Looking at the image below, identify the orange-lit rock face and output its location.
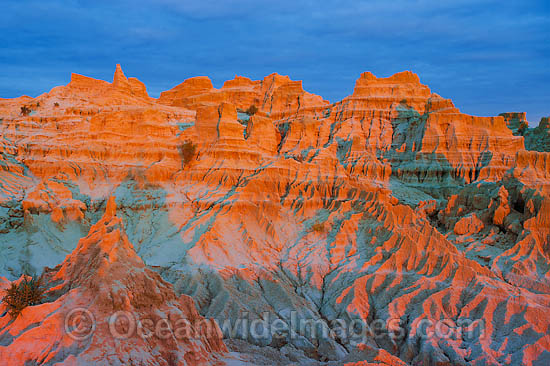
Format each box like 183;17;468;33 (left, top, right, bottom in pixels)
158;72;329;119
0;197;226;366
0;66;549;365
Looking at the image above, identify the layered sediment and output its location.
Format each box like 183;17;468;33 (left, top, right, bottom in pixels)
0;66;549;365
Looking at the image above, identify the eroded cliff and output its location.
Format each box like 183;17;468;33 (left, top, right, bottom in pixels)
0;66;549;365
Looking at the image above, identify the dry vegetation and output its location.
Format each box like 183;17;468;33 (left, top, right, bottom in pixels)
179;140;197;166
2;275;45;318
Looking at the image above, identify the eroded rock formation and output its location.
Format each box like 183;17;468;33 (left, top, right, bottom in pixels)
0;197;226;365
0;65;549;365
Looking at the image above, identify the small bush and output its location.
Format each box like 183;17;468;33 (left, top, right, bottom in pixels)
2;275;45;318
20;106;31;116
310;221;325;233
178;140;197;166
54;102;60;108
246;105;258;115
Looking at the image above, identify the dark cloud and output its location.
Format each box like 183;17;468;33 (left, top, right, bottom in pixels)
1;0;548;124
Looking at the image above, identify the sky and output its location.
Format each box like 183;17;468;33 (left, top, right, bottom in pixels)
1;0;549;125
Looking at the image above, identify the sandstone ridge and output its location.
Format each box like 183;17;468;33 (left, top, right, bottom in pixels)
0;66;549;365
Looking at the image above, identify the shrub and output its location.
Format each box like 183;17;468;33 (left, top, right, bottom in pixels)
310;221;325;233
178;140;197;166
2;275;45;318
54;102;60;108
20;106;31;116
246;105;258;115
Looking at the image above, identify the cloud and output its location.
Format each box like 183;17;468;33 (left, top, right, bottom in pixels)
0;0;548;123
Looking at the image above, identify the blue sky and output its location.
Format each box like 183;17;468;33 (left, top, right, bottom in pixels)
2;0;549;124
